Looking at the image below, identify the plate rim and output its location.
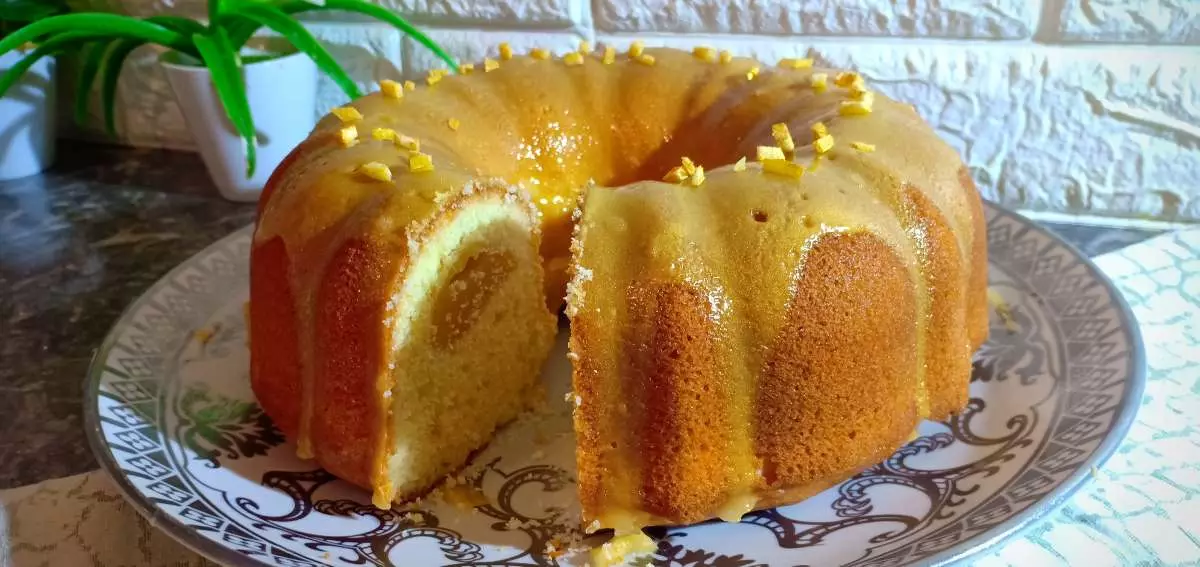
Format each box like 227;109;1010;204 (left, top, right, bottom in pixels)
81;200;1147;567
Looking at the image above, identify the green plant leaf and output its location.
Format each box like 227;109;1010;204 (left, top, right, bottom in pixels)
224;0;457;72
98;37;142;136
74;39;112;126
221;2;359;99
0;13;193;59
0;30;101;99
143;15;207;36
192;27;257;178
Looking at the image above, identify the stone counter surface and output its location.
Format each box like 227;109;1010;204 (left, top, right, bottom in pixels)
0;140;1167;489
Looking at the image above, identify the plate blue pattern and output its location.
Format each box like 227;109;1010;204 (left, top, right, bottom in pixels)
84;201;1145;566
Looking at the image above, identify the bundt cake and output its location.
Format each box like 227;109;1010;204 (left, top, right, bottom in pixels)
249;42;988;533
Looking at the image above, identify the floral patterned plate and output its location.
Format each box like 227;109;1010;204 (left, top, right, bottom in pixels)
84;202;1144;567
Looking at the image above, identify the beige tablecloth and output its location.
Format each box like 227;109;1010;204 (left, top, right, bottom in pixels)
3;228;1198;567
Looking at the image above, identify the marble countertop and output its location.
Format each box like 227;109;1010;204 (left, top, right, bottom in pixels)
0;140;1169;490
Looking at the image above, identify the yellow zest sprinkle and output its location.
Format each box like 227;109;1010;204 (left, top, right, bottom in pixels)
484;58;500;72
834;71;860;87
530;47;550;60
689;165;706;186
563;51;584;66
771;123;795;154
839;92;875;115
636;54;655;66
761;158;805;179
778;57;813;69
849;84;870;100
578;40;591;54
331;106;362;123
458;63;475;74
403;80;416;91
813;134;835;155
810;72;827;91
628;40;645;58
851;141;876;152
602;46;616;64
409;152;434;173
338;125;358;147
663;166;688;182
358;161;392;182
379;79;403;99
681;156;697;175
692;45;717;63
733;156;747;171
746;66;760;80
447;118;460;131
719;50;733;64
757;145;785;161
499;42;513;60
811;122;828;140
371;127;397;142
397;134;419;152
426;69;447;85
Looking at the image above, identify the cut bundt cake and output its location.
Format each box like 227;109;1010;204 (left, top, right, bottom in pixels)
248;43;987;528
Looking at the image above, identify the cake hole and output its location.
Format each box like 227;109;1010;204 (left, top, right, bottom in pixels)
848;431;857;440
802;216;815;229
800;193;809;201
752;210;769;223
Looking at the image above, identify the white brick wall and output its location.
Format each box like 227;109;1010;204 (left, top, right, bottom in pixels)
66;0;1200;222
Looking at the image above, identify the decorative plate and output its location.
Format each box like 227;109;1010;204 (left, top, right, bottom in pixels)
84;202;1144;567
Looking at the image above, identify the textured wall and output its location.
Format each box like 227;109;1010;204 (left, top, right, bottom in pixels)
66;0;1200;221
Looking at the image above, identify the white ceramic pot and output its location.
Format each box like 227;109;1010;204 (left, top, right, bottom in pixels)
162;49;319;202
0;49;57;181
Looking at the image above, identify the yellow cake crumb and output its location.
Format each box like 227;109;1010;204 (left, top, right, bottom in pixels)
379;79;403;99
810;72;828;90
851;141;876;152
578;40;591;53
719;49;733;63
635;53;656;66
338;125;358;147
426;69;446;85
688;165;705;186
403;80;416;91
733;156;747;171
530;47;550;60
692;45;717;62
778;57;813;69
397;134;420;151
483;58;500;72
746;66;760;80
813;134;835;154
409;152;434;173
680;156;697;175
811;121;828;140
834;71;860;87
447;118;460;131
762;158;806;178
371;127;397;142
591;533;657;567
839;92;875;115
757;145;785;161
663;166;687;182
563;51;584;66
331;106;362;123
772;123;795;153
628;40;645;58
602;45;616;64
499;42;513;60
358;161;392;182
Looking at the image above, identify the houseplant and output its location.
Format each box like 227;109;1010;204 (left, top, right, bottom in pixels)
0;0;68;180
0;0;458;200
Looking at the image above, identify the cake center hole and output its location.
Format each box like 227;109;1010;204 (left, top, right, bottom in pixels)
752;210;769;223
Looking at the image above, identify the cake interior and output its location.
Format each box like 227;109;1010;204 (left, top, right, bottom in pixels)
385;198;552;498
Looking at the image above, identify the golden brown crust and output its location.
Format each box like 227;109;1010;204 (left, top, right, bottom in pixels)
623;281;729;523
900;185;971;421
755;231;919;488
310;237;397;492
248;236;302;438
959;166;991;351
